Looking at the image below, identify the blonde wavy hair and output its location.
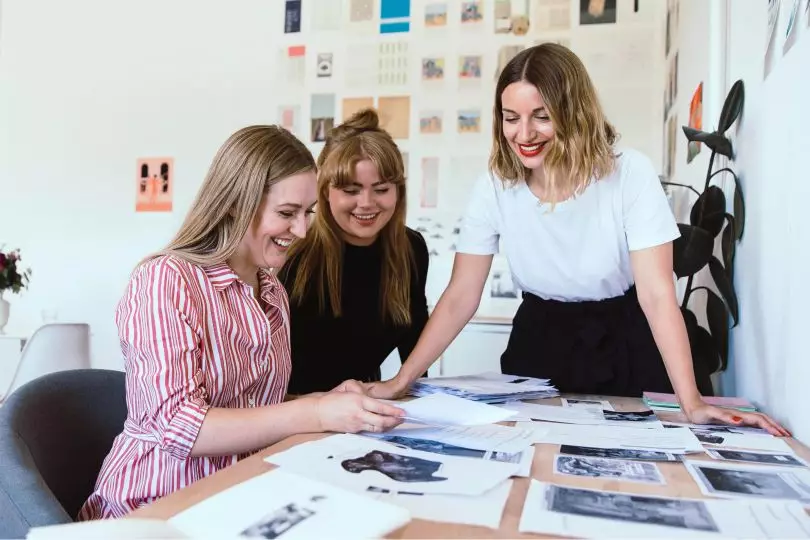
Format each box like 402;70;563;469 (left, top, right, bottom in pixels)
280;109;415;326
490;43;618;201
148;125;315;266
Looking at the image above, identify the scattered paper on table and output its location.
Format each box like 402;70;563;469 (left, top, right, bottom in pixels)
410;372;558;403
559;445;680;462
553;454;665;484
265;433;520;496
372;479;512;529
167;469;410;539
519;480;810;538
705;448;808;468
26;519;185;540
668;425;793;453
391;393;517;426
683;460;810;505
561;397;615;411
502;401;662;429
519;422;704;453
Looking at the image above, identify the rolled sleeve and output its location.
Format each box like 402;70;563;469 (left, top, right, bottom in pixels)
119;257;209;461
455;173;501;255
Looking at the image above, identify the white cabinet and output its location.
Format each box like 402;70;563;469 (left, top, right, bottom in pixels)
379;320;513;380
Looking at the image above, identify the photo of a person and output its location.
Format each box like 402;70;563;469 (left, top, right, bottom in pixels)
341;450;448;483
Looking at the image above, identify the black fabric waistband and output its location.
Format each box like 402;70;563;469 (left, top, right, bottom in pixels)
520;286;639;314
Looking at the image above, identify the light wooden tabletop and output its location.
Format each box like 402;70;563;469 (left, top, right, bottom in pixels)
130;395;810;538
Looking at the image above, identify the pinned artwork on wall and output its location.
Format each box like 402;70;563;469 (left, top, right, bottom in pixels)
136;157;173;213
378;96;411;139
380;0;411;33
496;45;524;79
285;45;306;86
350;0;374;21
316;53;333;78
579;0;616;25
422;57;445;81
420;158;440;208
459;55;482;80
279;105;301;136
311;94;336;143
342;97;374;121
419;111;443;134
311;0;342;31
495;0;512;33
378;42;409;85
532;0;571;33
284;0;302;33
461;1;484;25
425;2;448;26
457;109;481;133
686;83;703;164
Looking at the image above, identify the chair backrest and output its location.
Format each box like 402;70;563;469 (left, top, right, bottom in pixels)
8;324;92;396
0;369;127;538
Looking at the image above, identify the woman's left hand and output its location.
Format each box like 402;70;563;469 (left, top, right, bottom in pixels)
685;403;791;437
330;379;369;395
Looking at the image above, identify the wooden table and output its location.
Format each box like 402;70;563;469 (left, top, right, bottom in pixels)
131;396;810;538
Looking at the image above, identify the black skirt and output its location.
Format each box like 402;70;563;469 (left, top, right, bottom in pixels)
500;286;714;398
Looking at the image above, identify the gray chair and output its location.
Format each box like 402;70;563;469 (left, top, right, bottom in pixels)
0;369;126;539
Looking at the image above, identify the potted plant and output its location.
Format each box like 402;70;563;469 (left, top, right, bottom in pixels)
662;80;745;394
0;247;32;334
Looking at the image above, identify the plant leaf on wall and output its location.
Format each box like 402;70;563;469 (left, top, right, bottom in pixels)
690;186;726;237
682;127;734;159
681;307;722;379
721;217;736;276
709;257;739;326
732;175;746;240
673;224;714;278
705;289;730;370
717;80;744;133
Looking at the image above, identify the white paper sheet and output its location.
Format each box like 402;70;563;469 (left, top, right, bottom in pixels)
167;469;410;539
519;480;810;538
367;479;513;529
673;425;793;453
27;519;185;540
373;423;534;453
683;460;810;505
265;434;520;496
391;394;518;426
518;421;704;453
561;397;615;411
553;454;665;484
504;401;663;429
705;448;809;468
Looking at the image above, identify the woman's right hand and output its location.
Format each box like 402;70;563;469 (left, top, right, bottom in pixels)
366;376;410;400
316;392;406;434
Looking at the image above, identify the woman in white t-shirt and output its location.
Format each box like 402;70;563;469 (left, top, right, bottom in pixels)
369;43;788;435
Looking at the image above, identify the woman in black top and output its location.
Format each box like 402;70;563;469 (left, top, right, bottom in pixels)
278;109;429;394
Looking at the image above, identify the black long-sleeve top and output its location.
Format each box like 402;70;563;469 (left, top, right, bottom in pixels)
279;228;430;394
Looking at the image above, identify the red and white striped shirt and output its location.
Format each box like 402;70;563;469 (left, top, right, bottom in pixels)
78;255;291;520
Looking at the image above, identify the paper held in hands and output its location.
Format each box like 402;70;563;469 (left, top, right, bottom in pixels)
383;394;518;426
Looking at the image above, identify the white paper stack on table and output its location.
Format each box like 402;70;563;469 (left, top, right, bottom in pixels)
26;469;410;540
408;371;558;403
387;393;520;426
502;401;665;429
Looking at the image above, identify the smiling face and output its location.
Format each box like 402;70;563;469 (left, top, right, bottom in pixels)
501;80;556;171
327;159;397;246
233;170;317;272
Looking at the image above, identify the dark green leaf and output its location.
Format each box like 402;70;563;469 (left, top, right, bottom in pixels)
705;289;729;371
721;217;735;276
682;127;734;158
733;174;745;240
690;186;727;237
709;257;739;326
681;307;721;377
718;80;745;133
673;224;714;278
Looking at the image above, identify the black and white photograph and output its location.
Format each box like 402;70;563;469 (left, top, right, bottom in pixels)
561;398;614;411
706;449;808;468
687;462;810;504
690;429;726;445
602;410;657;422
341;450;448;483
544;484;718;532
239;501;317;539
559;445;679;462
554;455;665;484
375;435;523;464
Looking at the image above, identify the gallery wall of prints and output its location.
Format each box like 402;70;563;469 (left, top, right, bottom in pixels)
272;0;665;317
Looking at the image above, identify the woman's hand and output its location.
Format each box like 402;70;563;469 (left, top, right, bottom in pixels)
365;376;410;400
685;402;791;437
316;392;405;434
330;379;368;395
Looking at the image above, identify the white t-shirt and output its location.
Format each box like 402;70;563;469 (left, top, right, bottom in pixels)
456;148;680;302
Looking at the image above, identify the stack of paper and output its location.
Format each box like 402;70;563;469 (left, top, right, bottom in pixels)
499;401;664;429
643;392;757;412
389;393;519;426
409;372;559;403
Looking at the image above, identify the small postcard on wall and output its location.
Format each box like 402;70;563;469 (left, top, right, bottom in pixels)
425;2;447;26
420;110;443;134
311;94;336;143
136;157;173;212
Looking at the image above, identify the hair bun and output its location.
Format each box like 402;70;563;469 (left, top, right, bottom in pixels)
326;108;380;144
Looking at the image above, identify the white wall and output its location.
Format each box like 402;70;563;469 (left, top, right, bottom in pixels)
673;0;810;441
0;0;666;374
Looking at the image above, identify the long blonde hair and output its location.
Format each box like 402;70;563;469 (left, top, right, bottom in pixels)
281;109;415;326
490;43;618;201
150;125;315;266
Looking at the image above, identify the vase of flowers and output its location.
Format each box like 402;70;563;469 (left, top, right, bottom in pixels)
0;248;32;334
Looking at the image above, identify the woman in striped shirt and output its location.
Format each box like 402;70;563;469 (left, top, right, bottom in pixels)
78;125;405;520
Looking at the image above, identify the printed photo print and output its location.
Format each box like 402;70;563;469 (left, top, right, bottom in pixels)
341;450;448;483
706;449;808;468
239;498;323;539
603;410;658;422
554;455;664;484
559;445;680;462
690;464;810;503
544;485;719;532
376;434;523;464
